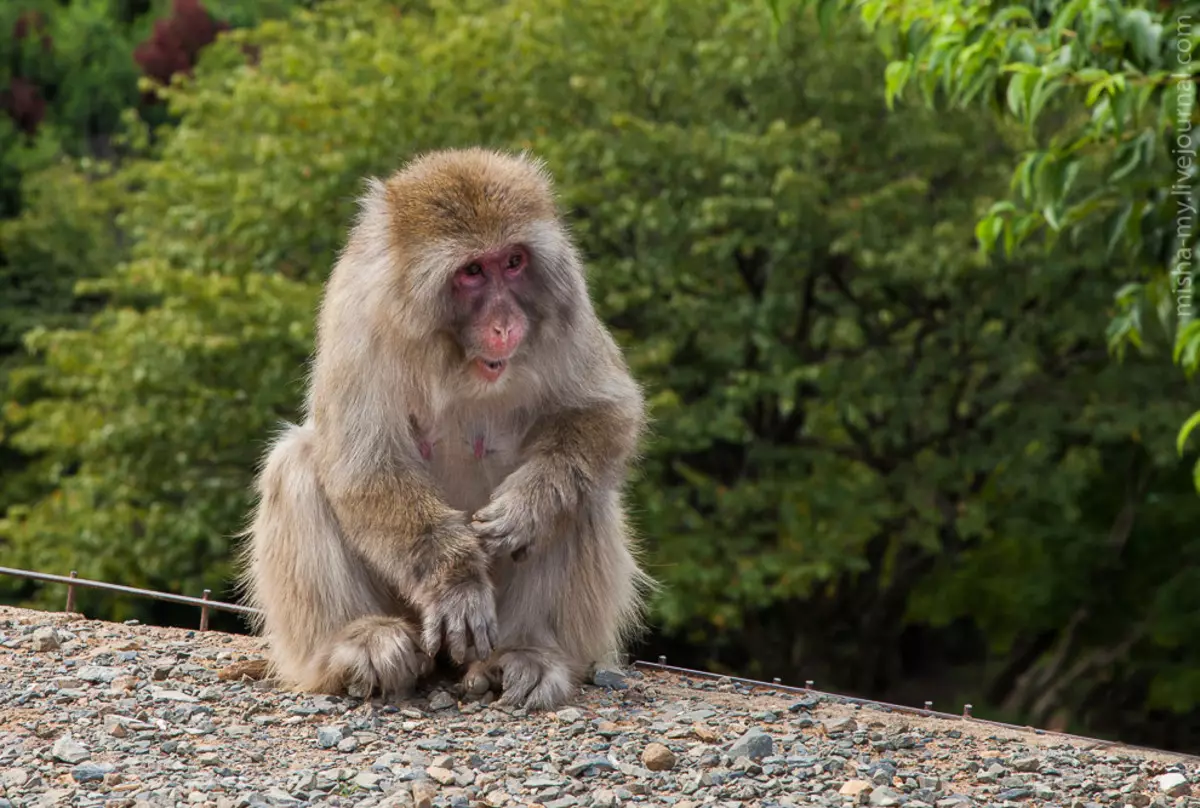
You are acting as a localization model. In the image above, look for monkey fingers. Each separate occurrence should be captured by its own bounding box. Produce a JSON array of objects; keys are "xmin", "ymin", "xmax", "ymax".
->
[
  {"xmin": 470, "ymin": 490, "xmax": 537, "ymax": 561},
  {"xmin": 419, "ymin": 581, "xmax": 499, "ymax": 664}
]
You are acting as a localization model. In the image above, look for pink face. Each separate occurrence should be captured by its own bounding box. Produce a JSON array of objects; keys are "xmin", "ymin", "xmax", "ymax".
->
[{"xmin": 451, "ymin": 243, "xmax": 531, "ymax": 383}]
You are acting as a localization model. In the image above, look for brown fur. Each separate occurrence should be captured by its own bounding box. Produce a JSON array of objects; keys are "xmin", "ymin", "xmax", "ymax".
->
[{"xmin": 239, "ymin": 147, "xmax": 653, "ymax": 709}]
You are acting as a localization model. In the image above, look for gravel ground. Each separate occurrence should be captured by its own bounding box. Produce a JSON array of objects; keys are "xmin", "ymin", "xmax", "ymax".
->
[{"xmin": 2, "ymin": 605, "xmax": 1198, "ymax": 808}]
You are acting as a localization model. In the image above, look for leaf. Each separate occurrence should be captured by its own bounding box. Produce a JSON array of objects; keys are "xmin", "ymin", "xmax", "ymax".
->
[
  {"xmin": 1178, "ymin": 411, "xmax": 1200, "ymax": 456},
  {"xmin": 884, "ymin": 59, "xmax": 913, "ymax": 109}
]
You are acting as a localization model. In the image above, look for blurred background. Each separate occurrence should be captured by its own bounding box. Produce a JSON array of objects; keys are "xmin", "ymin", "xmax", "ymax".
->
[{"xmin": 1, "ymin": 0, "xmax": 1198, "ymax": 754}]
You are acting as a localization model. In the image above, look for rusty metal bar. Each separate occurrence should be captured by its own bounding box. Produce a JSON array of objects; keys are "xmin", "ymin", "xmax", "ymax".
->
[
  {"xmin": 630, "ymin": 659, "xmax": 1200, "ymax": 762},
  {"xmin": 0, "ymin": 566, "xmax": 260, "ymax": 619},
  {"xmin": 64, "ymin": 570, "xmax": 77, "ymax": 613},
  {"xmin": 200, "ymin": 589, "xmax": 212, "ymax": 631}
]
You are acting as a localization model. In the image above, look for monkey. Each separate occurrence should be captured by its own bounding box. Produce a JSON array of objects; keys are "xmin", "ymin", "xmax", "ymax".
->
[{"xmin": 239, "ymin": 147, "xmax": 654, "ymax": 710}]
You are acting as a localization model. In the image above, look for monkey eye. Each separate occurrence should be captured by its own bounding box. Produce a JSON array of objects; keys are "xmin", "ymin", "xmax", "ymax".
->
[
  {"xmin": 506, "ymin": 252, "xmax": 523, "ymax": 270},
  {"xmin": 464, "ymin": 263, "xmax": 484, "ymax": 276}
]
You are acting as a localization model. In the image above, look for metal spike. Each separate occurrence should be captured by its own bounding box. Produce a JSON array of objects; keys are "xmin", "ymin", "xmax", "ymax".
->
[
  {"xmin": 200, "ymin": 589, "xmax": 212, "ymax": 632},
  {"xmin": 65, "ymin": 571, "xmax": 78, "ymax": 614}
]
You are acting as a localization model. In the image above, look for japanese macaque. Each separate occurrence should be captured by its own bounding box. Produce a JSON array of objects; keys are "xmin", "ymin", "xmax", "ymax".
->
[{"xmin": 239, "ymin": 147, "xmax": 652, "ymax": 709}]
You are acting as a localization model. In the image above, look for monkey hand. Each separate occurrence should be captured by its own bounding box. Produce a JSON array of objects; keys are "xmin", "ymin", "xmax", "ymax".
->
[
  {"xmin": 417, "ymin": 533, "xmax": 499, "ymax": 664},
  {"xmin": 470, "ymin": 485, "xmax": 540, "ymax": 563}
]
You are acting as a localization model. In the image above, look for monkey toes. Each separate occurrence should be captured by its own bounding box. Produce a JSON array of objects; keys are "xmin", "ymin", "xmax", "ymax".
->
[{"xmin": 322, "ymin": 616, "xmax": 433, "ymax": 699}]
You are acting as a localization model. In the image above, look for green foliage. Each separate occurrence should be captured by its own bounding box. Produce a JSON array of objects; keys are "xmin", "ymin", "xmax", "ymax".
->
[
  {"xmin": 778, "ymin": 0, "xmax": 1200, "ymax": 492},
  {"xmin": 2, "ymin": 0, "xmax": 1198, "ymax": 746}
]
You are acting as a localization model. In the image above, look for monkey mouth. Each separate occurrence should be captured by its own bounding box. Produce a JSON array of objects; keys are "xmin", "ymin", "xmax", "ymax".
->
[{"xmin": 474, "ymin": 357, "xmax": 508, "ymax": 382}]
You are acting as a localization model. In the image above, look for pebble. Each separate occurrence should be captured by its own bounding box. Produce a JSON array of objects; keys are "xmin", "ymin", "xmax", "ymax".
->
[
  {"xmin": 51, "ymin": 734, "xmax": 89, "ymax": 764},
  {"xmin": 30, "ymin": 626, "xmax": 59, "ymax": 651},
  {"xmin": 641, "ymin": 741, "xmax": 676, "ymax": 770},
  {"xmin": 2, "ymin": 606, "xmax": 1198, "ymax": 808},
  {"xmin": 727, "ymin": 727, "xmax": 773, "ymax": 760}
]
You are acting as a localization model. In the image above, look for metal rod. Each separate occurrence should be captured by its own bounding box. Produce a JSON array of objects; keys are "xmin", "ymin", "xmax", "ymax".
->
[
  {"xmin": 200, "ymin": 589, "xmax": 212, "ymax": 632},
  {"xmin": 0, "ymin": 566, "xmax": 259, "ymax": 618},
  {"xmin": 65, "ymin": 571, "xmax": 77, "ymax": 614},
  {"xmin": 631, "ymin": 659, "xmax": 1200, "ymax": 763}
]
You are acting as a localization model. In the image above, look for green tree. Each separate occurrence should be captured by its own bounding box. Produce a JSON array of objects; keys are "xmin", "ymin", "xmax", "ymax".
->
[
  {"xmin": 775, "ymin": 0, "xmax": 1200, "ymax": 488},
  {"xmin": 3, "ymin": 0, "xmax": 1198, "ymax": 748}
]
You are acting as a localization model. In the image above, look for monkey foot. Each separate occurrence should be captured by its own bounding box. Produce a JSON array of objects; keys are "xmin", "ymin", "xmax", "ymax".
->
[
  {"xmin": 492, "ymin": 648, "xmax": 575, "ymax": 710},
  {"xmin": 322, "ymin": 616, "xmax": 434, "ymax": 700}
]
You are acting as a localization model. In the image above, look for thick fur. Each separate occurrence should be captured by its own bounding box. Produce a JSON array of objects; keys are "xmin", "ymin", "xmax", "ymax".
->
[{"xmin": 240, "ymin": 147, "xmax": 653, "ymax": 709}]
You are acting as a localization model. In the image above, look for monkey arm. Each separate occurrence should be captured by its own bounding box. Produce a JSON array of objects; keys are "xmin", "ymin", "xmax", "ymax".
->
[
  {"xmin": 471, "ymin": 391, "xmax": 645, "ymax": 557},
  {"xmin": 318, "ymin": 458, "xmax": 498, "ymax": 662},
  {"xmin": 321, "ymin": 465, "xmax": 485, "ymax": 594}
]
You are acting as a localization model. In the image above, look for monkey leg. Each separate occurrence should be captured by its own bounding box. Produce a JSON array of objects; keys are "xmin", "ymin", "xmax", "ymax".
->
[
  {"xmin": 477, "ymin": 492, "xmax": 649, "ymax": 710},
  {"xmin": 243, "ymin": 423, "xmax": 432, "ymax": 698}
]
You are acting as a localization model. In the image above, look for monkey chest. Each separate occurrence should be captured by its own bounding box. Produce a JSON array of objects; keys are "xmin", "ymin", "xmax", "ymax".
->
[{"xmin": 419, "ymin": 418, "xmax": 524, "ymax": 513}]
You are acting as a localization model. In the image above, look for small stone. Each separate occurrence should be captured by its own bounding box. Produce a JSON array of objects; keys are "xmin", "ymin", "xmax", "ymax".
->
[
  {"xmin": 592, "ymin": 669, "xmax": 627, "ymax": 690},
  {"xmin": 71, "ymin": 763, "xmax": 115, "ymax": 783},
  {"xmin": 317, "ymin": 725, "xmax": 347, "ymax": 749},
  {"xmin": 868, "ymin": 786, "xmax": 903, "ymax": 807},
  {"xmin": 996, "ymin": 787, "xmax": 1032, "ymax": 801},
  {"xmin": 152, "ymin": 664, "xmax": 174, "ymax": 681},
  {"xmin": 822, "ymin": 716, "xmax": 856, "ymax": 735},
  {"xmin": 1010, "ymin": 756, "xmax": 1040, "ymax": 772},
  {"xmin": 590, "ymin": 789, "xmax": 616, "ymax": 808},
  {"xmin": 555, "ymin": 707, "xmax": 584, "ymax": 723},
  {"xmin": 31, "ymin": 627, "xmax": 60, "ymax": 651},
  {"xmin": 428, "ymin": 691, "xmax": 457, "ymax": 711},
  {"xmin": 641, "ymin": 743, "xmax": 675, "ymax": 771},
  {"xmin": 354, "ymin": 771, "xmax": 384, "ymax": 790},
  {"xmin": 52, "ymin": 735, "xmax": 90, "ymax": 764},
  {"xmin": 336, "ymin": 735, "xmax": 359, "ymax": 753},
  {"xmin": 1, "ymin": 770, "xmax": 29, "ymax": 788},
  {"xmin": 103, "ymin": 715, "xmax": 130, "ymax": 738},
  {"xmin": 151, "ymin": 688, "xmax": 198, "ymax": 702},
  {"xmin": 77, "ymin": 665, "xmax": 124, "ymax": 684},
  {"xmin": 691, "ymin": 723, "xmax": 718, "ymax": 742},
  {"xmin": 727, "ymin": 728, "xmax": 773, "ymax": 760},
  {"xmin": 840, "ymin": 780, "xmax": 873, "ymax": 797},
  {"xmin": 1155, "ymin": 772, "xmax": 1190, "ymax": 797},
  {"xmin": 412, "ymin": 781, "xmax": 437, "ymax": 808},
  {"xmin": 427, "ymin": 766, "xmax": 456, "ymax": 785}
]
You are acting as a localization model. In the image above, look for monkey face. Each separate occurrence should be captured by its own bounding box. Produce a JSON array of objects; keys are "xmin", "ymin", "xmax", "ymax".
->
[{"xmin": 450, "ymin": 243, "xmax": 534, "ymax": 383}]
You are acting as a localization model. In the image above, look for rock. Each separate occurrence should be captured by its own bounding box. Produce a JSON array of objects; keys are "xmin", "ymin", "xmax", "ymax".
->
[
  {"xmin": 691, "ymin": 723, "xmax": 719, "ymax": 742},
  {"xmin": 77, "ymin": 665, "xmax": 124, "ymax": 684},
  {"xmin": 1155, "ymin": 772, "xmax": 1190, "ymax": 797},
  {"xmin": 1, "ymin": 769, "xmax": 29, "ymax": 788},
  {"xmin": 555, "ymin": 707, "xmax": 584, "ymax": 723},
  {"xmin": 316, "ymin": 725, "xmax": 346, "ymax": 749},
  {"xmin": 336, "ymin": 735, "xmax": 360, "ymax": 753},
  {"xmin": 641, "ymin": 743, "xmax": 676, "ymax": 771},
  {"xmin": 427, "ymin": 766, "xmax": 456, "ymax": 785},
  {"xmin": 411, "ymin": 780, "xmax": 437, "ymax": 808},
  {"xmin": 52, "ymin": 735, "xmax": 90, "ymax": 764},
  {"xmin": 868, "ymin": 786, "xmax": 903, "ymax": 807},
  {"xmin": 727, "ymin": 728, "xmax": 773, "ymax": 760},
  {"xmin": 996, "ymin": 786, "xmax": 1033, "ymax": 801},
  {"xmin": 592, "ymin": 669, "xmax": 627, "ymax": 690},
  {"xmin": 590, "ymin": 789, "xmax": 617, "ymax": 808},
  {"xmin": 428, "ymin": 690, "xmax": 457, "ymax": 711},
  {"xmin": 1010, "ymin": 756, "xmax": 1040, "ymax": 772},
  {"xmin": 840, "ymin": 780, "xmax": 873, "ymax": 796},
  {"xmin": 565, "ymin": 757, "xmax": 616, "ymax": 777},
  {"xmin": 31, "ymin": 627, "xmax": 60, "ymax": 652},
  {"xmin": 71, "ymin": 763, "xmax": 115, "ymax": 783},
  {"xmin": 150, "ymin": 688, "xmax": 198, "ymax": 702},
  {"xmin": 354, "ymin": 771, "xmax": 384, "ymax": 790},
  {"xmin": 822, "ymin": 717, "xmax": 856, "ymax": 735}
]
